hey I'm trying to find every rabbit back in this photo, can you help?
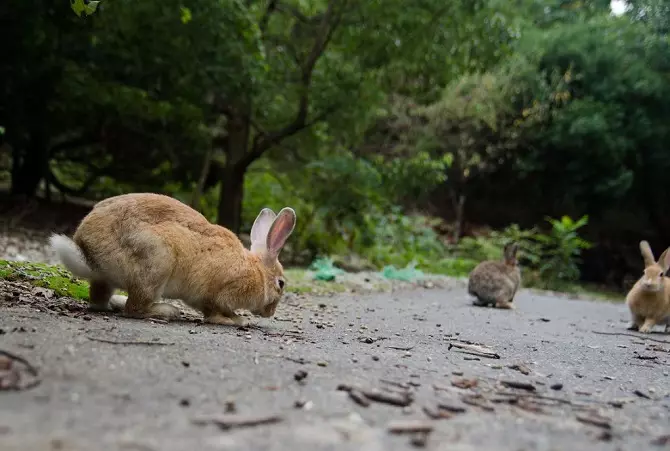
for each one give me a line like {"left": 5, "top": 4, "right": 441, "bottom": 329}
{"left": 73, "top": 193, "right": 246, "bottom": 300}
{"left": 468, "top": 261, "right": 520, "bottom": 305}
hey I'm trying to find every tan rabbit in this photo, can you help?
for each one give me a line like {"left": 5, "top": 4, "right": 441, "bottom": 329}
{"left": 625, "top": 240, "right": 670, "bottom": 333}
{"left": 467, "top": 242, "right": 521, "bottom": 309}
{"left": 49, "top": 193, "right": 296, "bottom": 326}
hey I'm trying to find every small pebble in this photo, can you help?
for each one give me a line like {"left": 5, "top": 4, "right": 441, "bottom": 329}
{"left": 452, "top": 371, "right": 464, "bottom": 376}
{"left": 550, "top": 383, "right": 564, "bottom": 391}
{"left": 179, "top": 398, "right": 190, "bottom": 407}
{"left": 294, "top": 370, "right": 308, "bottom": 382}
{"left": 224, "top": 401, "right": 237, "bottom": 413}
{"left": 317, "top": 361, "right": 328, "bottom": 367}
{"left": 372, "top": 356, "right": 380, "bottom": 361}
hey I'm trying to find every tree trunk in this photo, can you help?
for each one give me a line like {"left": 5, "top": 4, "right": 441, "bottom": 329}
{"left": 451, "top": 192, "right": 466, "bottom": 243}
{"left": 216, "top": 163, "right": 246, "bottom": 233}
{"left": 215, "top": 109, "right": 250, "bottom": 233}
{"left": 10, "top": 133, "right": 48, "bottom": 199}
{"left": 189, "top": 146, "right": 215, "bottom": 209}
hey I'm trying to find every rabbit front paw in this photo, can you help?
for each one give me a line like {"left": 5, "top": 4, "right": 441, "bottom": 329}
{"left": 205, "top": 313, "right": 248, "bottom": 327}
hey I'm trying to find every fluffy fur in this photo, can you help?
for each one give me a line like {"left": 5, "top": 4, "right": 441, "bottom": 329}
{"left": 625, "top": 240, "right": 670, "bottom": 333}
{"left": 467, "top": 242, "right": 521, "bottom": 309}
{"left": 49, "top": 193, "right": 296, "bottom": 326}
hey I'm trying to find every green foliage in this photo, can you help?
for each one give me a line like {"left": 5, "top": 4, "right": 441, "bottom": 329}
{"left": 70, "top": 0, "right": 100, "bottom": 17}
{"left": 454, "top": 216, "right": 592, "bottom": 289}
{"left": 536, "top": 215, "right": 592, "bottom": 283}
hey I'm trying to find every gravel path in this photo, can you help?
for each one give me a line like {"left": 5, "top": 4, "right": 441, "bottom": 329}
{"left": 1, "top": 274, "right": 669, "bottom": 451}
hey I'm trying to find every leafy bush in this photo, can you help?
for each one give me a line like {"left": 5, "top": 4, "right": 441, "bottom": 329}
{"left": 452, "top": 215, "right": 591, "bottom": 289}
{"left": 536, "top": 215, "right": 592, "bottom": 284}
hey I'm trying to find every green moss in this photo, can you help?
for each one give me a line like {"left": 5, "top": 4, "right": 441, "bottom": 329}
{"left": 0, "top": 260, "right": 90, "bottom": 300}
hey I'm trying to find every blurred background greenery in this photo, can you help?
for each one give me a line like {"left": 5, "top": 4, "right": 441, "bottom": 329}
{"left": 1, "top": 0, "right": 668, "bottom": 295}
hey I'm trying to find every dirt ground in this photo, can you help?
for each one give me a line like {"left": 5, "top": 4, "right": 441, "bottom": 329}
{"left": 1, "top": 276, "right": 669, "bottom": 451}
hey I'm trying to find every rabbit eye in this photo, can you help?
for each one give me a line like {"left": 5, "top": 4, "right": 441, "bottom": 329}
{"left": 277, "top": 278, "right": 285, "bottom": 290}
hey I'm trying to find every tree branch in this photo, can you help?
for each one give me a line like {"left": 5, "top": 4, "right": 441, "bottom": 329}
{"left": 47, "top": 165, "right": 107, "bottom": 197}
{"left": 259, "top": 0, "right": 280, "bottom": 35}
{"left": 48, "top": 134, "right": 99, "bottom": 158}
{"left": 238, "top": 0, "right": 346, "bottom": 169}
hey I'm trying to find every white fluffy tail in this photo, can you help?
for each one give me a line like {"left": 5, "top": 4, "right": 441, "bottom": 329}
{"left": 109, "top": 294, "right": 128, "bottom": 311}
{"left": 49, "top": 234, "right": 95, "bottom": 280}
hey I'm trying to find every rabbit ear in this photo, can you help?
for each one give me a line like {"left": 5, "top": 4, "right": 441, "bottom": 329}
{"left": 504, "top": 242, "right": 519, "bottom": 262}
{"left": 265, "top": 207, "right": 296, "bottom": 261}
{"left": 640, "top": 240, "right": 655, "bottom": 267}
{"left": 250, "top": 208, "right": 276, "bottom": 253}
{"left": 658, "top": 247, "right": 670, "bottom": 273}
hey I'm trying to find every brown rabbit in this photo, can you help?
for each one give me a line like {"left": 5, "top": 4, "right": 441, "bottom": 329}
{"left": 625, "top": 240, "right": 670, "bottom": 333}
{"left": 49, "top": 193, "right": 296, "bottom": 326}
{"left": 467, "top": 242, "right": 521, "bottom": 309}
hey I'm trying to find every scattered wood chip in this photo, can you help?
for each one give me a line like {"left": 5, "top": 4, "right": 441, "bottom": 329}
{"left": 422, "top": 405, "right": 453, "bottom": 419}
{"left": 338, "top": 384, "right": 413, "bottom": 407}
{"left": 591, "top": 331, "right": 670, "bottom": 344}
{"left": 380, "top": 379, "right": 411, "bottom": 390}
{"left": 451, "top": 377, "right": 478, "bottom": 390}
{"left": 86, "top": 336, "right": 173, "bottom": 346}
{"left": 387, "top": 420, "right": 434, "bottom": 434}
{"left": 597, "top": 430, "right": 614, "bottom": 442}
{"left": 363, "top": 388, "right": 413, "bottom": 407}
{"left": 500, "top": 380, "right": 536, "bottom": 392}
{"left": 448, "top": 341, "right": 500, "bottom": 359}
{"left": 516, "top": 399, "right": 544, "bottom": 414}
{"left": 410, "top": 431, "right": 430, "bottom": 448}
{"left": 437, "top": 402, "right": 467, "bottom": 413}
{"left": 508, "top": 363, "right": 531, "bottom": 375}
{"left": 192, "top": 413, "right": 283, "bottom": 430}
{"left": 634, "top": 389, "right": 651, "bottom": 399}
{"left": 461, "top": 395, "right": 494, "bottom": 412}
{"left": 576, "top": 414, "right": 611, "bottom": 430}
{"left": 651, "top": 434, "right": 670, "bottom": 446}
{"left": 634, "top": 354, "right": 658, "bottom": 361}
{"left": 348, "top": 389, "right": 371, "bottom": 407}
{"left": 387, "top": 344, "right": 416, "bottom": 351}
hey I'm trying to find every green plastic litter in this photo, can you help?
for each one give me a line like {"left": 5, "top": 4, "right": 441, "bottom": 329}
{"left": 381, "top": 261, "right": 424, "bottom": 281}
{"left": 309, "top": 257, "right": 345, "bottom": 282}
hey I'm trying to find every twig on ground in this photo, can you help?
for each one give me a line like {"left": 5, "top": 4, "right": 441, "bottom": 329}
{"left": 338, "top": 384, "right": 414, "bottom": 407}
{"left": 423, "top": 405, "right": 454, "bottom": 419}
{"left": 447, "top": 341, "right": 500, "bottom": 359}
{"left": 460, "top": 395, "right": 495, "bottom": 412}
{"left": 387, "top": 420, "right": 434, "bottom": 434}
{"left": 86, "top": 336, "right": 174, "bottom": 346}
{"left": 380, "top": 379, "right": 411, "bottom": 390}
{"left": 591, "top": 331, "right": 670, "bottom": 344}
{"left": 387, "top": 344, "right": 416, "bottom": 351}
{"left": 192, "top": 413, "right": 283, "bottom": 430}
{"left": 576, "top": 414, "right": 611, "bottom": 430}
{"left": 348, "top": 389, "right": 371, "bottom": 407}
{"left": 500, "top": 380, "right": 536, "bottom": 392}
{"left": 508, "top": 363, "right": 531, "bottom": 375}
